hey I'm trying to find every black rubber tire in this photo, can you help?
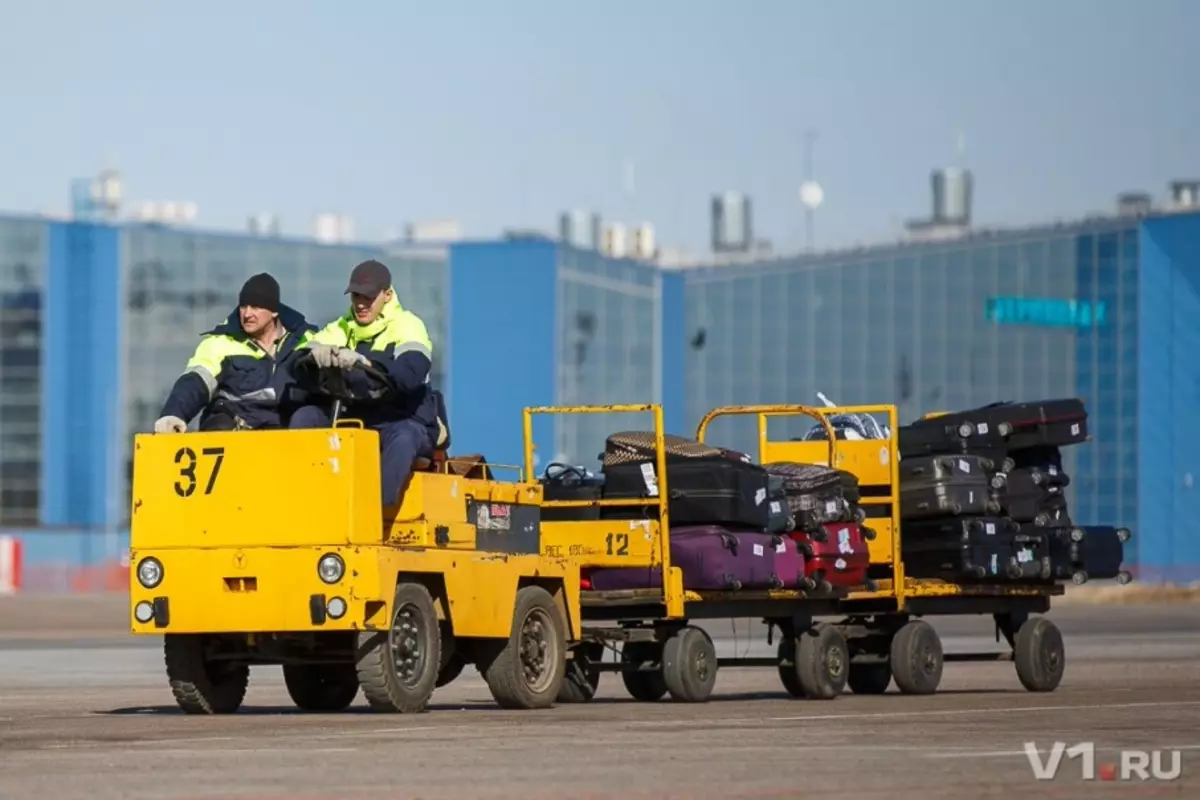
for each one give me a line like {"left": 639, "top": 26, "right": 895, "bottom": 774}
{"left": 163, "top": 634, "right": 249, "bottom": 715}
{"left": 661, "top": 626, "right": 718, "bottom": 702}
{"left": 1014, "top": 616, "right": 1065, "bottom": 693}
{"left": 480, "top": 585, "right": 568, "bottom": 710}
{"left": 435, "top": 620, "right": 466, "bottom": 688}
{"left": 282, "top": 663, "right": 360, "bottom": 712}
{"left": 557, "top": 642, "right": 604, "bottom": 703}
{"left": 793, "top": 623, "right": 849, "bottom": 700}
{"left": 776, "top": 637, "right": 805, "bottom": 698}
{"left": 847, "top": 661, "right": 892, "bottom": 695}
{"left": 621, "top": 641, "right": 668, "bottom": 702}
{"left": 890, "top": 620, "right": 944, "bottom": 695}
{"left": 356, "top": 582, "right": 442, "bottom": 713}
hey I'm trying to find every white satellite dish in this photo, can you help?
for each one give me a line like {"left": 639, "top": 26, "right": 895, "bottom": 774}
{"left": 799, "top": 180, "right": 824, "bottom": 210}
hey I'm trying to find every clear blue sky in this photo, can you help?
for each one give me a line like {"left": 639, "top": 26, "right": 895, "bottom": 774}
{"left": 1, "top": 0, "right": 1195, "bottom": 253}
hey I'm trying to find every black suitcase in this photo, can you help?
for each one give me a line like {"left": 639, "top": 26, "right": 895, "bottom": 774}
{"left": 899, "top": 465, "right": 998, "bottom": 519}
{"left": 540, "top": 463, "right": 604, "bottom": 521}
{"left": 903, "top": 538, "right": 1052, "bottom": 582}
{"left": 601, "top": 455, "right": 772, "bottom": 529}
{"left": 999, "top": 488, "right": 1071, "bottom": 526}
{"left": 897, "top": 423, "right": 1014, "bottom": 470}
{"left": 899, "top": 454, "right": 1007, "bottom": 489}
{"left": 1044, "top": 524, "right": 1131, "bottom": 584}
{"left": 1003, "top": 464, "right": 1071, "bottom": 495}
{"left": 1009, "top": 445, "right": 1065, "bottom": 472}
{"left": 902, "top": 515, "right": 1022, "bottom": 547}
{"left": 916, "top": 399, "right": 1088, "bottom": 453}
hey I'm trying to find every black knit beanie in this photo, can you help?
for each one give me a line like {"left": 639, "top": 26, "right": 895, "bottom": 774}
{"left": 239, "top": 273, "right": 280, "bottom": 312}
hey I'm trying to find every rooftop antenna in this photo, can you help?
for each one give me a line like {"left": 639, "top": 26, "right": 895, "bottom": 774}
{"left": 798, "top": 129, "right": 823, "bottom": 252}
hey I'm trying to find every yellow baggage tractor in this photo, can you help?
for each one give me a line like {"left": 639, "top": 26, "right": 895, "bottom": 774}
{"left": 547, "top": 403, "right": 1073, "bottom": 705}
{"left": 127, "top": 364, "right": 648, "bottom": 716}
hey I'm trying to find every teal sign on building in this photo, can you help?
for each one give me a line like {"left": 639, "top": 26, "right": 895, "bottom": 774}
{"left": 986, "top": 296, "right": 1106, "bottom": 328}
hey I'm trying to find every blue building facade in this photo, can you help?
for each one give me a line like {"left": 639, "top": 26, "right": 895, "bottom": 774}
{"left": 2, "top": 209, "right": 1199, "bottom": 581}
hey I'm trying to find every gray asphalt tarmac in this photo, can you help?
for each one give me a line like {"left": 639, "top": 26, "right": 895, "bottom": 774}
{"left": 1, "top": 600, "right": 1198, "bottom": 798}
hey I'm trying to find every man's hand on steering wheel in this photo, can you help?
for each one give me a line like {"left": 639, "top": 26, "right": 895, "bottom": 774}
{"left": 308, "top": 343, "right": 369, "bottom": 370}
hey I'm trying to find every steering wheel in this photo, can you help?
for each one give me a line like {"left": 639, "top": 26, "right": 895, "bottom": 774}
{"left": 293, "top": 350, "right": 394, "bottom": 423}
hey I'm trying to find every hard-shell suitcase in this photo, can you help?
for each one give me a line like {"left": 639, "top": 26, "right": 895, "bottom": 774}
{"left": 1044, "top": 524, "right": 1132, "bottom": 584}
{"left": 587, "top": 527, "right": 811, "bottom": 592}
{"left": 897, "top": 419, "right": 1014, "bottom": 471}
{"left": 1003, "top": 464, "right": 1070, "bottom": 496}
{"left": 913, "top": 399, "right": 1088, "bottom": 453}
{"left": 899, "top": 454, "right": 1007, "bottom": 490}
{"left": 901, "top": 515, "right": 1022, "bottom": 548}
{"left": 763, "top": 462, "right": 848, "bottom": 533}
{"left": 789, "top": 522, "right": 872, "bottom": 592}
{"left": 999, "top": 488, "right": 1071, "bottom": 526}
{"left": 903, "top": 538, "right": 1052, "bottom": 582}
{"left": 601, "top": 454, "right": 772, "bottom": 529}
{"left": 540, "top": 463, "right": 603, "bottom": 521}
{"left": 899, "top": 474, "right": 998, "bottom": 520}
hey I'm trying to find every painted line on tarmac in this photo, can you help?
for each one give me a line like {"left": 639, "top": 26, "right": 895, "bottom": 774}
{"left": 762, "top": 699, "right": 1200, "bottom": 724}
{"left": 925, "top": 743, "right": 1200, "bottom": 759}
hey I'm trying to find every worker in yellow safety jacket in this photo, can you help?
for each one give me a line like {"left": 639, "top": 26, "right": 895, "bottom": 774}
{"left": 154, "top": 273, "right": 317, "bottom": 432}
{"left": 288, "top": 259, "right": 443, "bottom": 505}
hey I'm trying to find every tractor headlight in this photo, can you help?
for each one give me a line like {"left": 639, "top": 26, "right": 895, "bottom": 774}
{"left": 317, "top": 553, "right": 345, "bottom": 584}
{"left": 137, "top": 557, "right": 164, "bottom": 589}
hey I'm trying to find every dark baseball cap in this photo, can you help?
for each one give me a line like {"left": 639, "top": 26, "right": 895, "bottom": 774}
{"left": 345, "top": 259, "right": 392, "bottom": 298}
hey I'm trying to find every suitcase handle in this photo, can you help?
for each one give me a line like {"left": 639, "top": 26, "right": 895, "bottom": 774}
{"left": 542, "top": 462, "right": 591, "bottom": 486}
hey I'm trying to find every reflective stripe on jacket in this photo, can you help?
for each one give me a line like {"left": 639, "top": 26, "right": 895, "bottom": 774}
{"left": 159, "top": 303, "right": 317, "bottom": 428}
{"left": 304, "top": 293, "right": 438, "bottom": 430}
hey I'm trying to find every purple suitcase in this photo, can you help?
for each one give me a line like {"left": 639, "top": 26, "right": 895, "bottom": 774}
{"left": 589, "top": 526, "right": 809, "bottom": 591}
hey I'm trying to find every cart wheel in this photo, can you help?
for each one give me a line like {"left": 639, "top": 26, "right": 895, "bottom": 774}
{"left": 776, "top": 637, "right": 805, "bottom": 698}
{"left": 661, "top": 626, "right": 718, "bottom": 703}
{"left": 557, "top": 641, "right": 604, "bottom": 703}
{"left": 621, "top": 640, "right": 668, "bottom": 701}
{"left": 792, "top": 623, "right": 849, "bottom": 700}
{"left": 889, "top": 620, "right": 943, "bottom": 695}
{"left": 1014, "top": 616, "right": 1064, "bottom": 693}
{"left": 164, "top": 634, "right": 249, "bottom": 715}
{"left": 356, "top": 581, "right": 442, "bottom": 713}
{"left": 480, "top": 585, "right": 568, "bottom": 710}
{"left": 283, "top": 662, "right": 360, "bottom": 712}
{"left": 847, "top": 661, "right": 892, "bottom": 694}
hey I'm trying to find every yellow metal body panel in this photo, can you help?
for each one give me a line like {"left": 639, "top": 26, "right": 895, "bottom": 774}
{"left": 131, "top": 429, "right": 383, "bottom": 548}
{"left": 129, "top": 545, "right": 581, "bottom": 639}
{"left": 130, "top": 424, "right": 581, "bottom": 642}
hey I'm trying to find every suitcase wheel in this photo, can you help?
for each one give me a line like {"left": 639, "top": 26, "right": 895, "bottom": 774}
{"left": 1068, "top": 527, "right": 1086, "bottom": 543}
{"left": 1117, "top": 570, "right": 1133, "bottom": 584}
{"left": 956, "top": 422, "right": 974, "bottom": 439}
{"left": 798, "top": 542, "right": 814, "bottom": 558}
{"left": 990, "top": 474, "right": 1007, "bottom": 490}
{"left": 861, "top": 526, "right": 877, "bottom": 541}
{"left": 1116, "top": 528, "right": 1132, "bottom": 543}
{"left": 1002, "top": 457, "right": 1016, "bottom": 473}
{"left": 800, "top": 576, "right": 819, "bottom": 592}
{"left": 997, "top": 422, "right": 1013, "bottom": 436}
{"left": 1071, "top": 570, "right": 1089, "bottom": 585}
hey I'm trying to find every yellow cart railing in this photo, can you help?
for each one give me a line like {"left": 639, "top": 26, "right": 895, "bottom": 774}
{"left": 695, "top": 403, "right": 904, "bottom": 605}
{"left": 521, "top": 403, "right": 685, "bottom": 618}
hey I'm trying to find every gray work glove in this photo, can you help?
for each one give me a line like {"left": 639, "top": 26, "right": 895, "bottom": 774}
{"left": 331, "top": 347, "right": 369, "bottom": 370}
{"left": 154, "top": 415, "right": 187, "bottom": 433}
{"left": 308, "top": 343, "right": 340, "bottom": 368}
